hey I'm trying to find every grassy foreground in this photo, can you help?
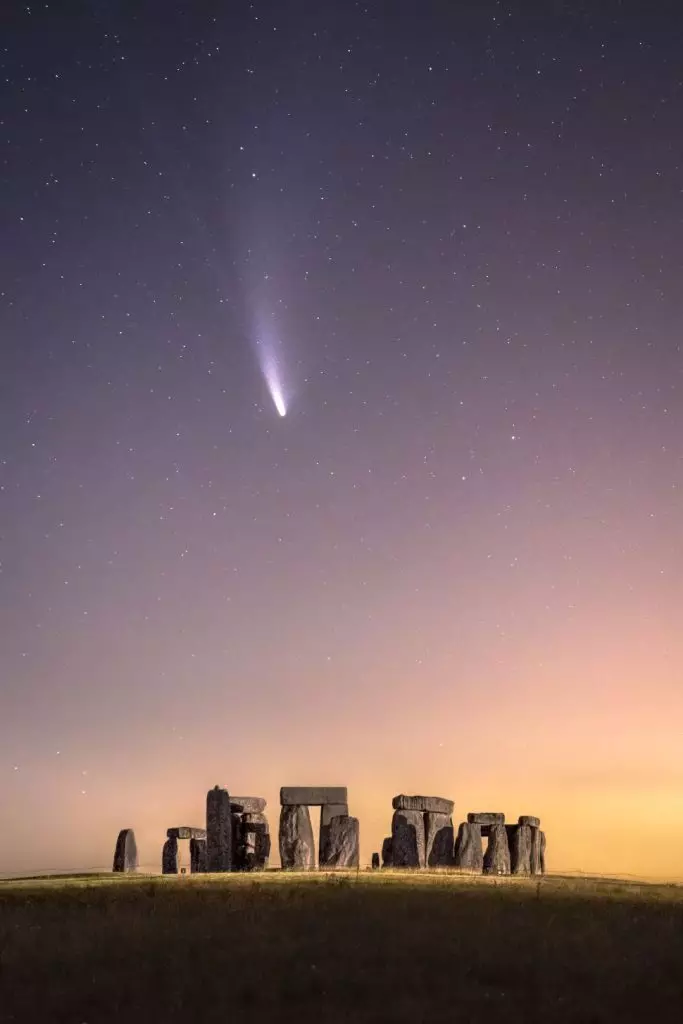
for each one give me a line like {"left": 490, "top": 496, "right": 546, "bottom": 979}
{"left": 1, "top": 871, "right": 682, "bottom": 1023}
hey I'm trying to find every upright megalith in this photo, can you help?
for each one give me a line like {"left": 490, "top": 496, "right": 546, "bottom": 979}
{"left": 242, "top": 813, "right": 271, "bottom": 870}
{"left": 391, "top": 808, "right": 425, "bottom": 868}
{"left": 530, "top": 827, "right": 546, "bottom": 875}
{"left": 454, "top": 822, "right": 484, "bottom": 871}
{"left": 279, "top": 804, "right": 315, "bottom": 869}
{"left": 162, "top": 836, "right": 179, "bottom": 874}
{"left": 112, "top": 828, "right": 138, "bottom": 873}
{"left": 319, "top": 802, "right": 350, "bottom": 866}
{"left": 320, "top": 815, "right": 360, "bottom": 868}
{"left": 206, "top": 785, "right": 232, "bottom": 872}
{"left": 425, "top": 812, "right": 454, "bottom": 867}
{"left": 509, "top": 824, "right": 532, "bottom": 875}
{"left": 381, "top": 836, "right": 393, "bottom": 867}
{"left": 190, "top": 838, "right": 207, "bottom": 873}
{"left": 371, "top": 852, "right": 380, "bottom": 870}
{"left": 483, "top": 824, "right": 511, "bottom": 875}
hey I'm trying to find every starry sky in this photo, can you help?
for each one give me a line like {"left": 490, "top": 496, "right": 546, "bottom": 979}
{"left": 2, "top": 1, "right": 682, "bottom": 879}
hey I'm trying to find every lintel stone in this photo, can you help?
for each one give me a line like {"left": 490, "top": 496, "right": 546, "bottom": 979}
{"left": 468, "top": 812, "right": 505, "bottom": 825}
{"left": 392, "top": 794, "right": 454, "bottom": 815}
{"left": 167, "top": 826, "right": 207, "bottom": 840}
{"left": 280, "top": 786, "right": 348, "bottom": 806}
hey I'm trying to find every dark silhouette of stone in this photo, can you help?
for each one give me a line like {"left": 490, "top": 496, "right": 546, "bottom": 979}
{"left": 320, "top": 815, "right": 360, "bottom": 868}
{"left": 530, "top": 827, "right": 546, "bottom": 875}
{"left": 391, "top": 808, "right": 425, "bottom": 868}
{"left": 206, "top": 785, "right": 232, "bottom": 872}
{"left": 468, "top": 812, "right": 505, "bottom": 825}
{"left": 454, "top": 822, "right": 483, "bottom": 871}
{"left": 280, "top": 786, "right": 348, "bottom": 806}
{"left": 381, "top": 836, "right": 393, "bottom": 867}
{"left": 540, "top": 831, "right": 546, "bottom": 874}
{"left": 510, "top": 824, "right": 532, "bottom": 875}
{"left": 392, "top": 794, "right": 454, "bottom": 815}
{"left": 112, "top": 828, "right": 138, "bottom": 873}
{"left": 231, "top": 812, "right": 244, "bottom": 870}
{"left": 162, "top": 836, "right": 178, "bottom": 874}
{"left": 242, "top": 812, "right": 270, "bottom": 870}
{"left": 518, "top": 815, "right": 540, "bottom": 828}
{"left": 190, "top": 838, "right": 207, "bottom": 873}
{"left": 166, "top": 826, "right": 206, "bottom": 840}
{"left": 483, "top": 824, "right": 511, "bottom": 875}
{"left": 319, "top": 802, "right": 349, "bottom": 865}
{"left": 425, "top": 812, "right": 454, "bottom": 867}
{"left": 279, "top": 804, "right": 315, "bottom": 869}
{"left": 230, "top": 797, "right": 267, "bottom": 814}
{"left": 372, "top": 852, "right": 380, "bottom": 869}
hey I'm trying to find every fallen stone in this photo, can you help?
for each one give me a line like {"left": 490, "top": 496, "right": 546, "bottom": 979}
{"left": 166, "top": 826, "right": 206, "bottom": 840}
{"left": 280, "top": 786, "right": 348, "bottom": 807}
{"left": 518, "top": 815, "right": 540, "bottom": 828}
{"left": 320, "top": 815, "right": 360, "bottom": 868}
{"left": 206, "top": 785, "right": 232, "bottom": 872}
{"left": 242, "top": 812, "right": 271, "bottom": 870}
{"left": 319, "top": 802, "right": 349, "bottom": 866}
{"left": 425, "top": 811, "right": 454, "bottom": 867}
{"left": 391, "top": 808, "right": 426, "bottom": 868}
{"left": 468, "top": 812, "right": 505, "bottom": 825}
{"left": 162, "top": 836, "right": 178, "bottom": 874}
{"left": 112, "top": 828, "right": 138, "bottom": 873}
{"left": 392, "top": 794, "right": 454, "bottom": 815}
{"left": 371, "top": 852, "right": 380, "bottom": 870}
{"left": 190, "top": 838, "right": 207, "bottom": 873}
{"left": 509, "top": 825, "right": 532, "bottom": 875}
{"left": 230, "top": 797, "right": 267, "bottom": 814}
{"left": 381, "top": 836, "right": 393, "bottom": 867}
{"left": 454, "top": 822, "right": 483, "bottom": 871}
{"left": 483, "top": 824, "right": 511, "bottom": 875}
{"left": 279, "top": 804, "right": 315, "bottom": 869}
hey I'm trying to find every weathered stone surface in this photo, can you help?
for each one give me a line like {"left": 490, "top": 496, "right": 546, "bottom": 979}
{"left": 206, "top": 785, "right": 232, "bottom": 872}
{"left": 166, "top": 826, "right": 206, "bottom": 840}
{"left": 190, "top": 838, "right": 207, "bottom": 873}
{"left": 242, "top": 812, "right": 271, "bottom": 870}
{"left": 280, "top": 786, "right": 348, "bottom": 807}
{"left": 530, "top": 827, "right": 546, "bottom": 875}
{"left": 319, "top": 802, "right": 349, "bottom": 866}
{"left": 279, "top": 804, "right": 315, "bottom": 869}
{"left": 454, "top": 822, "right": 483, "bottom": 871}
{"left": 391, "top": 809, "right": 426, "bottom": 868}
{"left": 112, "top": 828, "right": 138, "bottom": 873}
{"left": 162, "top": 836, "right": 178, "bottom": 874}
{"left": 510, "top": 825, "right": 532, "bottom": 875}
{"left": 372, "top": 852, "right": 380, "bottom": 870}
{"left": 518, "top": 815, "right": 540, "bottom": 828}
{"left": 468, "top": 812, "right": 505, "bottom": 825}
{"left": 425, "top": 812, "right": 454, "bottom": 867}
{"left": 483, "top": 824, "right": 511, "bottom": 875}
{"left": 231, "top": 812, "right": 244, "bottom": 871}
{"left": 392, "top": 794, "right": 454, "bottom": 815}
{"left": 230, "top": 797, "right": 267, "bottom": 814}
{"left": 381, "top": 836, "right": 393, "bottom": 867}
{"left": 320, "top": 815, "right": 360, "bottom": 868}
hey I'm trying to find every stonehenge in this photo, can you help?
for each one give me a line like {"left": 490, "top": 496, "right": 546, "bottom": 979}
{"left": 113, "top": 784, "right": 546, "bottom": 879}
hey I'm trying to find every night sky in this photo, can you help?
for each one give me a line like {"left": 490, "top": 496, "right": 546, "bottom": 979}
{"left": 2, "top": 1, "right": 682, "bottom": 878}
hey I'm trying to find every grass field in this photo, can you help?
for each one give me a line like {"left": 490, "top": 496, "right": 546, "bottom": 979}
{"left": 1, "top": 870, "right": 682, "bottom": 1022}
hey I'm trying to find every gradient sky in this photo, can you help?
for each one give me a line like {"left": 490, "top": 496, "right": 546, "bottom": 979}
{"left": 2, "top": 1, "right": 682, "bottom": 879}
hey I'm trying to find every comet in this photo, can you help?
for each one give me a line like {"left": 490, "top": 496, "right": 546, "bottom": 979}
{"left": 257, "top": 337, "right": 287, "bottom": 417}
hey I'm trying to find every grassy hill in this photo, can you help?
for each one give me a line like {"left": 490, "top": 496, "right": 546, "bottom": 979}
{"left": 1, "top": 871, "right": 681, "bottom": 1022}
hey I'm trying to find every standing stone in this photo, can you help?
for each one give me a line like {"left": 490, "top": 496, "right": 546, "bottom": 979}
{"left": 206, "top": 785, "right": 232, "bottom": 872}
{"left": 530, "top": 828, "right": 546, "bottom": 875}
{"left": 231, "top": 812, "right": 244, "bottom": 871}
{"left": 539, "top": 831, "right": 546, "bottom": 874}
{"left": 483, "top": 824, "right": 511, "bottom": 875}
{"left": 190, "top": 838, "right": 207, "bottom": 873}
{"left": 454, "top": 822, "right": 483, "bottom": 871}
{"left": 391, "top": 809, "right": 426, "bottom": 868}
{"left": 371, "top": 852, "right": 380, "bottom": 870}
{"left": 112, "top": 828, "right": 138, "bottom": 873}
{"left": 320, "top": 815, "right": 360, "bottom": 868}
{"left": 242, "top": 812, "right": 271, "bottom": 870}
{"left": 319, "top": 802, "right": 349, "bottom": 866}
{"left": 381, "top": 836, "right": 393, "bottom": 867}
{"left": 162, "top": 836, "right": 179, "bottom": 874}
{"left": 510, "top": 825, "right": 532, "bottom": 875}
{"left": 425, "top": 812, "right": 454, "bottom": 867}
{"left": 279, "top": 804, "right": 315, "bottom": 869}
{"left": 468, "top": 812, "right": 505, "bottom": 825}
